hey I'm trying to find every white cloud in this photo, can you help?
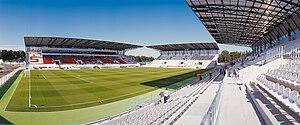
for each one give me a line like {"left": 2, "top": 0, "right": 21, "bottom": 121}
{"left": 0, "top": 45, "right": 24, "bottom": 51}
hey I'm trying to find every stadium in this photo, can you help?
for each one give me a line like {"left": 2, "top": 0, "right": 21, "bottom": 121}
{"left": 24, "top": 37, "right": 142, "bottom": 69}
{"left": 0, "top": 0, "right": 300, "bottom": 125}
{"left": 146, "top": 43, "right": 219, "bottom": 68}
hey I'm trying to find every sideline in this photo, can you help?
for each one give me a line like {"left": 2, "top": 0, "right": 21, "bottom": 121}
{"left": 3, "top": 71, "right": 24, "bottom": 111}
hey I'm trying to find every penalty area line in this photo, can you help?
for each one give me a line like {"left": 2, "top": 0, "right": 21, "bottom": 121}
{"left": 74, "top": 75, "right": 94, "bottom": 83}
{"left": 57, "top": 70, "right": 94, "bottom": 83}
{"left": 32, "top": 88, "right": 155, "bottom": 109}
{"left": 41, "top": 73, "right": 47, "bottom": 80}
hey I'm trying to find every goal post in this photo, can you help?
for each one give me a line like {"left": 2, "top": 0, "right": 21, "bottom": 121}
{"left": 24, "top": 69, "right": 30, "bottom": 78}
{"left": 25, "top": 68, "right": 32, "bottom": 108}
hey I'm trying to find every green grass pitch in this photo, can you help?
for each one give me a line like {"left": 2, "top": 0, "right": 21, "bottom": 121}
{"left": 6, "top": 68, "right": 210, "bottom": 112}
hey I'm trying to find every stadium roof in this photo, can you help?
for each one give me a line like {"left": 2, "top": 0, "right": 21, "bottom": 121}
{"left": 24, "top": 37, "right": 143, "bottom": 50}
{"left": 185, "top": 0, "right": 300, "bottom": 47}
{"left": 146, "top": 43, "right": 219, "bottom": 51}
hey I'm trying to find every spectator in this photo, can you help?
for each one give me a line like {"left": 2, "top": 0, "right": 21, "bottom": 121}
{"left": 235, "top": 69, "right": 239, "bottom": 78}
{"left": 233, "top": 70, "right": 237, "bottom": 78}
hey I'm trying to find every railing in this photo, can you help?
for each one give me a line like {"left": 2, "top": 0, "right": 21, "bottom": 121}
{"left": 84, "top": 69, "right": 218, "bottom": 125}
{"left": 200, "top": 70, "right": 225, "bottom": 125}
{"left": 254, "top": 38, "right": 300, "bottom": 65}
{"left": 84, "top": 89, "right": 163, "bottom": 125}
{"left": 0, "top": 67, "right": 24, "bottom": 87}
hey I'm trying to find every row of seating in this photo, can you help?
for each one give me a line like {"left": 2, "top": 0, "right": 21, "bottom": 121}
{"left": 42, "top": 50, "right": 117, "bottom": 55}
{"left": 121, "top": 57, "right": 136, "bottom": 64}
{"left": 290, "top": 48, "right": 300, "bottom": 59}
{"left": 257, "top": 75, "right": 300, "bottom": 108}
{"left": 77, "top": 58, "right": 102, "bottom": 65}
{"left": 265, "top": 59, "right": 300, "bottom": 84}
{"left": 287, "top": 59, "right": 300, "bottom": 65}
{"left": 43, "top": 57, "right": 128, "bottom": 65}
{"left": 94, "top": 71, "right": 219, "bottom": 125}
{"left": 60, "top": 58, "right": 76, "bottom": 64}
{"left": 158, "top": 55, "right": 215, "bottom": 60}
{"left": 112, "top": 97, "right": 194, "bottom": 125}
{"left": 191, "top": 55, "right": 215, "bottom": 60}
{"left": 109, "top": 86, "right": 208, "bottom": 125}
{"left": 266, "top": 69, "right": 300, "bottom": 84}
{"left": 43, "top": 58, "right": 53, "bottom": 64}
{"left": 278, "top": 64, "right": 300, "bottom": 73}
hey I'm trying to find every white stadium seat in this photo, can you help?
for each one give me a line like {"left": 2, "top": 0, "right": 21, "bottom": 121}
{"left": 268, "top": 81, "right": 274, "bottom": 90}
{"left": 284, "top": 72, "right": 290, "bottom": 80}
{"left": 273, "top": 83, "right": 278, "bottom": 92}
{"left": 277, "top": 85, "right": 284, "bottom": 95}
{"left": 289, "top": 90, "right": 298, "bottom": 103}
{"left": 296, "top": 76, "right": 300, "bottom": 84}
{"left": 297, "top": 96, "right": 300, "bottom": 108}
{"left": 255, "top": 48, "right": 300, "bottom": 113}
{"left": 283, "top": 88, "right": 291, "bottom": 99}
{"left": 290, "top": 73, "right": 297, "bottom": 82}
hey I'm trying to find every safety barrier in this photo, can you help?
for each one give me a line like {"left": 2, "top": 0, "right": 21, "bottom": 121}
{"left": 0, "top": 67, "right": 24, "bottom": 87}
{"left": 200, "top": 71, "right": 225, "bottom": 125}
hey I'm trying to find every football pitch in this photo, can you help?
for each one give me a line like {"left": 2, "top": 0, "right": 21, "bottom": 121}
{"left": 6, "top": 68, "right": 210, "bottom": 112}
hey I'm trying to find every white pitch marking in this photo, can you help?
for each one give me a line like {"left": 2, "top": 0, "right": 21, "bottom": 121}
{"left": 31, "top": 88, "right": 154, "bottom": 109}
{"left": 30, "top": 104, "right": 38, "bottom": 108}
{"left": 41, "top": 73, "right": 47, "bottom": 80}
{"left": 28, "top": 71, "right": 32, "bottom": 108}
{"left": 74, "top": 75, "right": 93, "bottom": 83}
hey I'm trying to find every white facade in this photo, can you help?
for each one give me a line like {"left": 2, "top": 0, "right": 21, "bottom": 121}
{"left": 146, "top": 49, "right": 219, "bottom": 69}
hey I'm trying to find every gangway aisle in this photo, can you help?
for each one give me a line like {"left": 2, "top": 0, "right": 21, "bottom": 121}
{"left": 174, "top": 74, "right": 224, "bottom": 125}
{"left": 218, "top": 77, "right": 261, "bottom": 125}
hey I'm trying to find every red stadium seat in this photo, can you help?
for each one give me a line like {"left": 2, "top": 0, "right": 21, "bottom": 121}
{"left": 43, "top": 58, "right": 53, "bottom": 64}
{"left": 60, "top": 58, "right": 76, "bottom": 64}
{"left": 101, "top": 58, "right": 113, "bottom": 63}
{"left": 115, "top": 58, "right": 127, "bottom": 64}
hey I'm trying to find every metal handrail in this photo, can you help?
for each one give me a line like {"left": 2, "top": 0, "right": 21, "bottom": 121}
{"left": 200, "top": 71, "right": 226, "bottom": 125}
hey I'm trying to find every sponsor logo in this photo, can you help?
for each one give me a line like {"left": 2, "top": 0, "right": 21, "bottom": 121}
{"left": 30, "top": 54, "right": 39, "bottom": 62}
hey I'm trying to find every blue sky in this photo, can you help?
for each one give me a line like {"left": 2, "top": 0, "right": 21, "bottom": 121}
{"left": 0, "top": 0, "right": 250, "bottom": 57}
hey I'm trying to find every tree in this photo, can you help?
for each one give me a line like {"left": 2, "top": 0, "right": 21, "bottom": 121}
{"left": 218, "top": 50, "right": 230, "bottom": 62}
{"left": 0, "top": 49, "right": 25, "bottom": 61}
{"left": 126, "top": 55, "right": 154, "bottom": 62}
{"left": 218, "top": 50, "right": 252, "bottom": 63}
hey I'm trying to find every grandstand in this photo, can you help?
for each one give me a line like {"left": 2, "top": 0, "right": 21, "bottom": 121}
{"left": 146, "top": 43, "right": 219, "bottom": 68}
{"left": 185, "top": 0, "right": 300, "bottom": 124}
{"left": 1, "top": 0, "right": 300, "bottom": 125}
{"left": 24, "top": 37, "right": 142, "bottom": 70}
